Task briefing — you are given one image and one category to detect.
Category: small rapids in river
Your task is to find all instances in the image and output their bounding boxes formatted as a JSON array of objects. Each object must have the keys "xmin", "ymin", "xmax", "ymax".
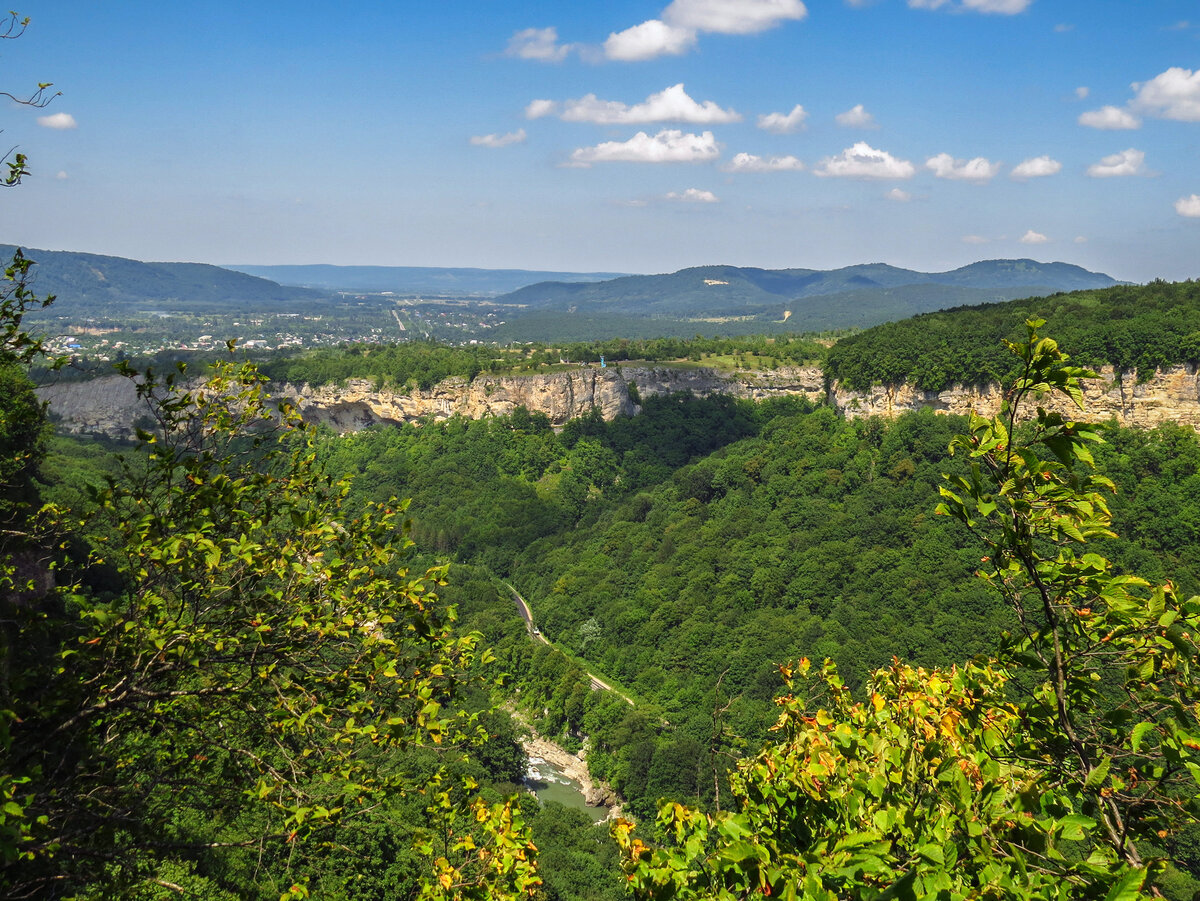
[{"xmin": 524, "ymin": 754, "xmax": 609, "ymax": 823}]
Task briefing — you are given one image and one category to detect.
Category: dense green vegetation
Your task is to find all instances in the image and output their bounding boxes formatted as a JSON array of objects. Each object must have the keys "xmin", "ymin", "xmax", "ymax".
[
  {"xmin": 306, "ymin": 376, "xmax": 1200, "ymax": 833},
  {"xmin": 11, "ymin": 242, "xmax": 1200, "ymax": 899},
  {"xmin": 618, "ymin": 327, "xmax": 1200, "ymax": 901},
  {"xmin": 1, "ymin": 249, "xmax": 543, "ymax": 899},
  {"xmin": 261, "ymin": 340, "xmax": 503, "ymax": 389},
  {"xmin": 826, "ymin": 279, "xmax": 1200, "ymax": 390}
]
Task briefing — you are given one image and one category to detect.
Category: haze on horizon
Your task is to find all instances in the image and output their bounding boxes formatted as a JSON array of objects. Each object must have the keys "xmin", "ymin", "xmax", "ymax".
[{"xmin": 2, "ymin": 0, "xmax": 1198, "ymax": 284}]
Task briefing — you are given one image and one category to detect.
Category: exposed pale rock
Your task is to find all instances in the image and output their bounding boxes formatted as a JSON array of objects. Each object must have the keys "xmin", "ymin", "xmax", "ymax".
[
  {"xmin": 37, "ymin": 375, "xmax": 153, "ymax": 440},
  {"xmin": 34, "ymin": 362, "xmax": 1200, "ymax": 440},
  {"xmin": 830, "ymin": 364, "xmax": 1200, "ymax": 430}
]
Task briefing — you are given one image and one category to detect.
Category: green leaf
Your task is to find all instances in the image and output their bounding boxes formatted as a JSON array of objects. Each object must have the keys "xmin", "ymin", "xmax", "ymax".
[
  {"xmin": 1102, "ymin": 867, "xmax": 1146, "ymax": 901},
  {"xmin": 1058, "ymin": 814, "xmax": 1094, "ymax": 841},
  {"xmin": 1130, "ymin": 722, "xmax": 1156, "ymax": 753},
  {"xmin": 1085, "ymin": 756, "xmax": 1112, "ymax": 791},
  {"xmin": 878, "ymin": 869, "xmax": 919, "ymax": 901}
]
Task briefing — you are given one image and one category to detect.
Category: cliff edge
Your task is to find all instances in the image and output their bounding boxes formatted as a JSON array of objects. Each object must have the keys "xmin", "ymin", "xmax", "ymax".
[{"xmin": 35, "ymin": 362, "xmax": 1200, "ymax": 440}]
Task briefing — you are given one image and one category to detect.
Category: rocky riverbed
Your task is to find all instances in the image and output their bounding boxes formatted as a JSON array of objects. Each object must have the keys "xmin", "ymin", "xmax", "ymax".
[{"xmin": 523, "ymin": 735, "xmax": 621, "ymax": 814}]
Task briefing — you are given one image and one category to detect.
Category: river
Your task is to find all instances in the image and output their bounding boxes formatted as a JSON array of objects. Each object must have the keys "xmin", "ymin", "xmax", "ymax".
[
  {"xmin": 525, "ymin": 754, "xmax": 609, "ymax": 823},
  {"xmin": 517, "ymin": 729, "xmax": 622, "ymax": 823}
]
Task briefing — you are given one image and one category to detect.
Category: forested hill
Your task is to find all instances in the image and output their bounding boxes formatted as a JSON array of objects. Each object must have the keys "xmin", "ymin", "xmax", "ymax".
[
  {"xmin": 825, "ymin": 279, "xmax": 1200, "ymax": 391},
  {"xmin": 0, "ymin": 245, "xmax": 329, "ymax": 310},
  {"xmin": 498, "ymin": 259, "xmax": 1124, "ymax": 325}
]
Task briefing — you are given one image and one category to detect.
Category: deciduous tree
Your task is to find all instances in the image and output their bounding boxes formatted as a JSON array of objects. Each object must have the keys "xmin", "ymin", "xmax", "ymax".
[{"xmin": 617, "ymin": 322, "xmax": 1200, "ymax": 900}]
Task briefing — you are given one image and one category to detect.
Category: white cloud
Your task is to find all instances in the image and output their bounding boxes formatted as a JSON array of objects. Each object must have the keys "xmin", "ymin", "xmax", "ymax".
[
  {"xmin": 1055, "ymin": 23, "xmax": 1075, "ymax": 33},
  {"xmin": 962, "ymin": 0, "xmax": 1033, "ymax": 11},
  {"xmin": 757, "ymin": 104, "xmax": 808, "ymax": 133},
  {"xmin": 1075, "ymin": 86, "xmax": 1089, "ymax": 100},
  {"xmin": 1074, "ymin": 235, "xmax": 1088, "ymax": 244},
  {"xmin": 925, "ymin": 152, "xmax": 1001, "ymax": 182},
  {"xmin": 835, "ymin": 104, "xmax": 876, "ymax": 128},
  {"xmin": 470, "ymin": 129, "xmax": 527, "ymax": 148},
  {"xmin": 525, "ymin": 99, "xmax": 558, "ymax": 119},
  {"xmin": 723, "ymin": 152, "xmax": 805, "ymax": 172},
  {"xmin": 663, "ymin": 0, "xmax": 808, "ymax": 34},
  {"xmin": 37, "ymin": 112, "xmax": 76, "ymax": 130},
  {"xmin": 605, "ymin": 0, "xmax": 806, "ymax": 61},
  {"xmin": 568, "ymin": 129, "xmax": 720, "ymax": 166},
  {"xmin": 1131, "ymin": 67, "xmax": 1200, "ymax": 122},
  {"xmin": 909, "ymin": 0, "xmax": 1030, "ymax": 12},
  {"xmin": 505, "ymin": 27, "xmax": 571, "ymax": 62},
  {"xmin": 604, "ymin": 19, "xmax": 696, "ymax": 60},
  {"xmin": 1175, "ymin": 194, "xmax": 1200, "ymax": 217},
  {"xmin": 664, "ymin": 187, "xmax": 720, "ymax": 202},
  {"xmin": 962, "ymin": 235, "xmax": 990, "ymax": 244},
  {"xmin": 1073, "ymin": 67, "xmax": 1200, "ymax": 130},
  {"xmin": 1020, "ymin": 229, "xmax": 1048, "ymax": 244},
  {"xmin": 1086, "ymin": 148, "xmax": 1145, "ymax": 178},
  {"xmin": 1078, "ymin": 105, "xmax": 1142, "ymax": 130},
  {"xmin": 887, "ymin": 188, "xmax": 912, "ymax": 201},
  {"xmin": 1011, "ymin": 155, "xmax": 1062, "ymax": 179},
  {"xmin": 55, "ymin": 170, "xmax": 68, "ymax": 180},
  {"xmin": 547, "ymin": 84, "xmax": 740, "ymax": 125},
  {"xmin": 814, "ymin": 142, "xmax": 915, "ymax": 179}
]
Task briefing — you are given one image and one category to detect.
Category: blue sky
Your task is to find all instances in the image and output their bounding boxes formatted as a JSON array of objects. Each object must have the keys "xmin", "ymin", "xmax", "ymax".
[{"xmin": 2, "ymin": 1, "xmax": 1198, "ymax": 281}]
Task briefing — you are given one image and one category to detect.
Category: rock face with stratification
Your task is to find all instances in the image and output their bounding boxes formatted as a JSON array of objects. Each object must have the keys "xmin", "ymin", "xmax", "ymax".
[
  {"xmin": 828, "ymin": 364, "xmax": 1200, "ymax": 431},
  {"xmin": 272, "ymin": 365, "xmax": 829, "ymax": 432},
  {"xmin": 34, "ymin": 362, "xmax": 1200, "ymax": 440}
]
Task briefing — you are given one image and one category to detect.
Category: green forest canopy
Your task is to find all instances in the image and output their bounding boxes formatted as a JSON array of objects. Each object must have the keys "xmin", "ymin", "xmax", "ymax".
[
  {"xmin": 11, "ymin": 263, "xmax": 1200, "ymax": 899},
  {"xmin": 825, "ymin": 279, "xmax": 1200, "ymax": 391}
]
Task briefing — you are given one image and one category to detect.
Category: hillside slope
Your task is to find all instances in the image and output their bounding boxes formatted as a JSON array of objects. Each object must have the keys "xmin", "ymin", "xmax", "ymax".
[
  {"xmin": 825, "ymin": 279, "xmax": 1200, "ymax": 390},
  {"xmin": 2, "ymin": 245, "xmax": 329, "ymax": 311},
  {"xmin": 499, "ymin": 259, "xmax": 1123, "ymax": 326}
]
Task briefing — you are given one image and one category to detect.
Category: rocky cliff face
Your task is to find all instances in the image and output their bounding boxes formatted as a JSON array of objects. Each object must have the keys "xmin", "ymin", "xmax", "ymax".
[
  {"xmin": 276, "ymin": 365, "xmax": 829, "ymax": 432},
  {"xmin": 829, "ymin": 363, "xmax": 1200, "ymax": 430},
  {"xmin": 275, "ymin": 368, "xmax": 639, "ymax": 432},
  {"xmin": 37, "ymin": 365, "xmax": 827, "ymax": 438},
  {"xmin": 37, "ymin": 375, "xmax": 152, "ymax": 440},
  {"xmin": 35, "ymin": 362, "xmax": 1200, "ymax": 440}
]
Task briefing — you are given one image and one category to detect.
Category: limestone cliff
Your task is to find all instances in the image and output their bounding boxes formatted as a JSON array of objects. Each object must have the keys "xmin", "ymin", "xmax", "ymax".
[
  {"xmin": 36, "ymin": 375, "xmax": 152, "ymax": 440},
  {"xmin": 829, "ymin": 363, "xmax": 1200, "ymax": 431},
  {"xmin": 275, "ymin": 365, "xmax": 828, "ymax": 432},
  {"xmin": 36, "ymin": 365, "xmax": 826, "ymax": 438},
  {"xmin": 34, "ymin": 362, "xmax": 1200, "ymax": 440},
  {"xmin": 274, "ymin": 368, "xmax": 639, "ymax": 432}
]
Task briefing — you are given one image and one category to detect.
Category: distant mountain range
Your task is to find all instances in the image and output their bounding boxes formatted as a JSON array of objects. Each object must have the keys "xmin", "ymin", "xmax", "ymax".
[
  {"xmin": 3, "ymin": 245, "xmax": 1127, "ymax": 337},
  {"xmin": 1, "ymin": 245, "xmax": 327, "ymax": 310},
  {"xmin": 226, "ymin": 264, "xmax": 630, "ymax": 296},
  {"xmin": 497, "ymin": 260, "xmax": 1127, "ymax": 329}
]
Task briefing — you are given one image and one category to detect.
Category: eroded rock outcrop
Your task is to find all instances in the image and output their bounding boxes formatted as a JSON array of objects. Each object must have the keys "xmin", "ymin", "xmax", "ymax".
[
  {"xmin": 829, "ymin": 363, "xmax": 1200, "ymax": 430},
  {"xmin": 274, "ymin": 367, "xmax": 639, "ymax": 431},
  {"xmin": 34, "ymin": 362, "xmax": 1200, "ymax": 440},
  {"xmin": 36, "ymin": 375, "xmax": 151, "ymax": 440},
  {"xmin": 36, "ymin": 365, "xmax": 827, "ymax": 438}
]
